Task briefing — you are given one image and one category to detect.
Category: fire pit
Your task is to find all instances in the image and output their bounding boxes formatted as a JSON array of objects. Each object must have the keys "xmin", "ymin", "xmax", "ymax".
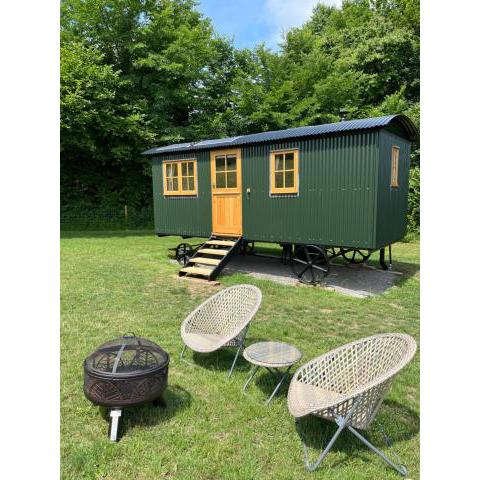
[{"xmin": 83, "ymin": 335, "xmax": 169, "ymax": 441}]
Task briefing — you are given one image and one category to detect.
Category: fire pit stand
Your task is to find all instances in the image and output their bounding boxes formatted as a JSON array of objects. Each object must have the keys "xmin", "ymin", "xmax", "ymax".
[
  {"xmin": 83, "ymin": 335, "xmax": 169, "ymax": 441},
  {"xmin": 109, "ymin": 409, "xmax": 122, "ymax": 441}
]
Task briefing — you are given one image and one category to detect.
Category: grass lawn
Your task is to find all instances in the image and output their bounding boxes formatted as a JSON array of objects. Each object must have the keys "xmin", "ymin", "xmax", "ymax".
[{"xmin": 61, "ymin": 231, "xmax": 419, "ymax": 480}]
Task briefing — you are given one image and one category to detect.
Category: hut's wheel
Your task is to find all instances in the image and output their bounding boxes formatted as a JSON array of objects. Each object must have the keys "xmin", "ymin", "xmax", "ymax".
[
  {"xmin": 340, "ymin": 248, "xmax": 371, "ymax": 264},
  {"xmin": 175, "ymin": 243, "xmax": 193, "ymax": 266},
  {"xmin": 291, "ymin": 245, "xmax": 330, "ymax": 285},
  {"xmin": 324, "ymin": 246, "xmax": 339, "ymax": 257}
]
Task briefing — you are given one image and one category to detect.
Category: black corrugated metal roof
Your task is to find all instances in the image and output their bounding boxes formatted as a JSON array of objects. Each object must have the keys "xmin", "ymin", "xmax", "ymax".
[{"xmin": 142, "ymin": 114, "xmax": 416, "ymax": 155}]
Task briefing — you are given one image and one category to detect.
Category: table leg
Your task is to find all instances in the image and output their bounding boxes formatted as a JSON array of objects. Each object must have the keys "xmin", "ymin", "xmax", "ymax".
[
  {"xmin": 266, "ymin": 366, "xmax": 292, "ymax": 404},
  {"xmin": 243, "ymin": 365, "xmax": 260, "ymax": 391}
]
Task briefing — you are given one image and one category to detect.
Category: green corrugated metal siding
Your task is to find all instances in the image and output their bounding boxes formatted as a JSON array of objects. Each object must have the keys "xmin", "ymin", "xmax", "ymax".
[
  {"xmin": 242, "ymin": 132, "xmax": 379, "ymax": 248},
  {"xmin": 151, "ymin": 150, "xmax": 211, "ymax": 237},
  {"xmin": 151, "ymin": 129, "xmax": 410, "ymax": 249},
  {"xmin": 375, "ymin": 130, "xmax": 411, "ymax": 248}
]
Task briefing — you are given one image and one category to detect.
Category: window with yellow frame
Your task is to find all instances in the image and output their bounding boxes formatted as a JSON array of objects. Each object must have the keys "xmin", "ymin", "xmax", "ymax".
[
  {"xmin": 390, "ymin": 146, "xmax": 400, "ymax": 188},
  {"xmin": 270, "ymin": 149, "xmax": 299, "ymax": 194},
  {"xmin": 163, "ymin": 159, "xmax": 197, "ymax": 196}
]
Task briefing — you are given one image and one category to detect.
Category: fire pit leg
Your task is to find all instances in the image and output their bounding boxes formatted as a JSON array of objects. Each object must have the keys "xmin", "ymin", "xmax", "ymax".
[{"xmin": 109, "ymin": 408, "xmax": 122, "ymax": 442}]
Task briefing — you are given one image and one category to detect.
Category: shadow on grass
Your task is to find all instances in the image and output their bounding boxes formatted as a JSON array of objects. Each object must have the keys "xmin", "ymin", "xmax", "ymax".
[
  {"xmin": 295, "ymin": 399, "xmax": 419, "ymax": 468},
  {"xmin": 187, "ymin": 348, "xmax": 252, "ymax": 375},
  {"xmin": 183, "ymin": 334, "xmax": 271, "ymax": 376},
  {"xmin": 249, "ymin": 369, "xmax": 295, "ymax": 402},
  {"xmin": 99, "ymin": 384, "xmax": 191, "ymax": 440}
]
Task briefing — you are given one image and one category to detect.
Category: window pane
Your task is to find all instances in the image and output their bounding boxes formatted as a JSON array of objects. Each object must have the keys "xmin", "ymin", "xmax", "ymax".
[
  {"xmin": 182, "ymin": 177, "xmax": 188, "ymax": 191},
  {"xmin": 226, "ymin": 172, "xmax": 237, "ymax": 188},
  {"xmin": 284, "ymin": 152, "xmax": 294, "ymax": 170},
  {"xmin": 181, "ymin": 162, "xmax": 188, "ymax": 177},
  {"xmin": 166, "ymin": 164, "xmax": 171, "ymax": 177},
  {"xmin": 172, "ymin": 177, "xmax": 178, "ymax": 191},
  {"xmin": 216, "ymin": 172, "xmax": 226, "ymax": 188},
  {"xmin": 275, "ymin": 172, "xmax": 284, "ymax": 188},
  {"xmin": 275, "ymin": 154, "xmax": 284, "ymax": 172},
  {"xmin": 188, "ymin": 177, "xmax": 194, "ymax": 191},
  {"xmin": 171, "ymin": 163, "xmax": 178, "ymax": 176},
  {"xmin": 391, "ymin": 147, "xmax": 399, "ymax": 186},
  {"xmin": 167, "ymin": 178, "xmax": 173, "ymax": 191},
  {"xmin": 216, "ymin": 156, "xmax": 226, "ymax": 172},
  {"xmin": 226, "ymin": 155, "xmax": 237, "ymax": 171},
  {"xmin": 188, "ymin": 162, "xmax": 194, "ymax": 176},
  {"xmin": 285, "ymin": 170, "xmax": 294, "ymax": 188}
]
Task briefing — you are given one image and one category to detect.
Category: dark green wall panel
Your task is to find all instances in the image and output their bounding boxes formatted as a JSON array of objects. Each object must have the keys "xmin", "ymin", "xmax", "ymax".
[
  {"xmin": 242, "ymin": 132, "xmax": 379, "ymax": 248},
  {"xmin": 375, "ymin": 131, "xmax": 411, "ymax": 248},
  {"xmin": 151, "ymin": 150, "xmax": 211, "ymax": 237}
]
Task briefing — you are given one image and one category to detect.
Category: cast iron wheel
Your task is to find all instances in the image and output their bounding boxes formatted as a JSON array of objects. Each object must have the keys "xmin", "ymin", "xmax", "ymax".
[
  {"xmin": 324, "ymin": 246, "xmax": 339, "ymax": 258},
  {"xmin": 175, "ymin": 243, "xmax": 193, "ymax": 266},
  {"xmin": 340, "ymin": 248, "xmax": 371, "ymax": 264},
  {"xmin": 291, "ymin": 245, "xmax": 330, "ymax": 285}
]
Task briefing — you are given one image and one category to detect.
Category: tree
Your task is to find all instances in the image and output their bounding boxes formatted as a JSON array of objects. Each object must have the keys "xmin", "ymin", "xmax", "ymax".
[
  {"xmin": 61, "ymin": 37, "xmax": 151, "ymax": 209},
  {"xmin": 60, "ymin": 0, "xmax": 420, "ymax": 227},
  {"xmin": 61, "ymin": 0, "xmax": 254, "ymax": 209}
]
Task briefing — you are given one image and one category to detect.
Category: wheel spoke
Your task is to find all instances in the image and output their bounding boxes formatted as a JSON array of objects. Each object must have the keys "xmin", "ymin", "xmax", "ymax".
[
  {"xmin": 303, "ymin": 268, "xmax": 314, "ymax": 284},
  {"xmin": 292, "ymin": 245, "xmax": 330, "ymax": 284},
  {"xmin": 292, "ymin": 258, "xmax": 308, "ymax": 266},
  {"xmin": 299, "ymin": 264, "xmax": 311, "ymax": 277}
]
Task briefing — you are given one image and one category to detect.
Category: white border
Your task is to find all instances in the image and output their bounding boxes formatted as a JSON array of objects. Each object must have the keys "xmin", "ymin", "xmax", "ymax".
[
  {"xmin": 422, "ymin": 1, "xmax": 480, "ymax": 478},
  {"xmin": 1, "ymin": 1, "xmax": 59, "ymax": 477}
]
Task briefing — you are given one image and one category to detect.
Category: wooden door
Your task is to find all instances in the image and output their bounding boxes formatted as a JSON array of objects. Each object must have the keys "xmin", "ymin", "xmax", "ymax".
[{"xmin": 210, "ymin": 149, "xmax": 242, "ymax": 236}]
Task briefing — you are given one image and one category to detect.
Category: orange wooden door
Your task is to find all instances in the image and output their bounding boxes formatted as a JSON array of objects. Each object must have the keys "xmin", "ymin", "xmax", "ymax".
[{"xmin": 210, "ymin": 149, "xmax": 242, "ymax": 236}]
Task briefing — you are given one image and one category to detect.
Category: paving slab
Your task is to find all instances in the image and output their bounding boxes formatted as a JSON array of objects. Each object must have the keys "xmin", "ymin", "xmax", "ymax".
[{"xmin": 223, "ymin": 254, "xmax": 402, "ymax": 298}]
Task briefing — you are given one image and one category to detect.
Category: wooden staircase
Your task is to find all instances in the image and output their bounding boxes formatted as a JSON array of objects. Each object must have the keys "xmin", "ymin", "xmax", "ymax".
[{"xmin": 179, "ymin": 235, "xmax": 242, "ymax": 281}]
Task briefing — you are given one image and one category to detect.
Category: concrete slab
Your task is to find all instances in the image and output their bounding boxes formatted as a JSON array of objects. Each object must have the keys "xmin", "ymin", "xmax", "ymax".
[{"xmin": 223, "ymin": 254, "xmax": 402, "ymax": 298}]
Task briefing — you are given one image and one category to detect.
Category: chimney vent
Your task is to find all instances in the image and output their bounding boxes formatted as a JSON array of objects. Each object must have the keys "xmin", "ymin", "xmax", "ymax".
[{"xmin": 339, "ymin": 109, "xmax": 348, "ymax": 122}]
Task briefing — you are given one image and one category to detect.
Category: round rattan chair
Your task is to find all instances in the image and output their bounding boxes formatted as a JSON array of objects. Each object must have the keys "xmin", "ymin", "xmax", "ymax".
[
  {"xmin": 287, "ymin": 333, "xmax": 417, "ymax": 476},
  {"xmin": 180, "ymin": 284, "xmax": 262, "ymax": 377}
]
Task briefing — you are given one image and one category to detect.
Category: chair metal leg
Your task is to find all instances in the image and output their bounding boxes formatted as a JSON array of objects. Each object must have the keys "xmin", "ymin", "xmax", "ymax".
[
  {"xmin": 297, "ymin": 401, "xmax": 360, "ymax": 472},
  {"xmin": 243, "ymin": 365, "xmax": 260, "ymax": 391},
  {"xmin": 298, "ymin": 416, "xmax": 348, "ymax": 472},
  {"xmin": 227, "ymin": 343, "xmax": 243, "ymax": 378},
  {"xmin": 180, "ymin": 344, "xmax": 187, "ymax": 360},
  {"xmin": 347, "ymin": 426, "xmax": 408, "ymax": 477},
  {"xmin": 228, "ymin": 327, "xmax": 248, "ymax": 378},
  {"xmin": 296, "ymin": 398, "xmax": 407, "ymax": 477}
]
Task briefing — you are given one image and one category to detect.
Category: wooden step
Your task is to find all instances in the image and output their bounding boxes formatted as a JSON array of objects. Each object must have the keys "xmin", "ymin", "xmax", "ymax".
[
  {"xmin": 190, "ymin": 257, "xmax": 221, "ymax": 266},
  {"xmin": 206, "ymin": 240, "xmax": 236, "ymax": 246},
  {"xmin": 180, "ymin": 266, "xmax": 213, "ymax": 277},
  {"xmin": 198, "ymin": 248, "xmax": 229, "ymax": 256}
]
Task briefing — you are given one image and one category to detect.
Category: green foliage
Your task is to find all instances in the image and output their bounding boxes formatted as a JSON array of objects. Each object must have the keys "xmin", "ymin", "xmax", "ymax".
[
  {"xmin": 407, "ymin": 166, "xmax": 420, "ymax": 233},
  {"xmin": 61, "ymin": 0, "xmax": 259, "ymax": 210},
  {"xmin": 61, "ymin": 0, "xmax": 420, "ymax": 215},
  {"xmin": 60, "ymin": 36, "xmax": 153, "ymax": 208},
  {"xmin": 235, "ymin": 0, "xmax": 419, "ymax": 132}
]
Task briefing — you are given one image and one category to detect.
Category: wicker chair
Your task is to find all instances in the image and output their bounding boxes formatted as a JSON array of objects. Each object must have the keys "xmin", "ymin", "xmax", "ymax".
[
  {"xmin": 287, "ymin": 333, "xmax": 417, "ymax": 476},
  {"xmin": 180, "ymin": 284, "xmax": 262, "ymax": 377}
]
